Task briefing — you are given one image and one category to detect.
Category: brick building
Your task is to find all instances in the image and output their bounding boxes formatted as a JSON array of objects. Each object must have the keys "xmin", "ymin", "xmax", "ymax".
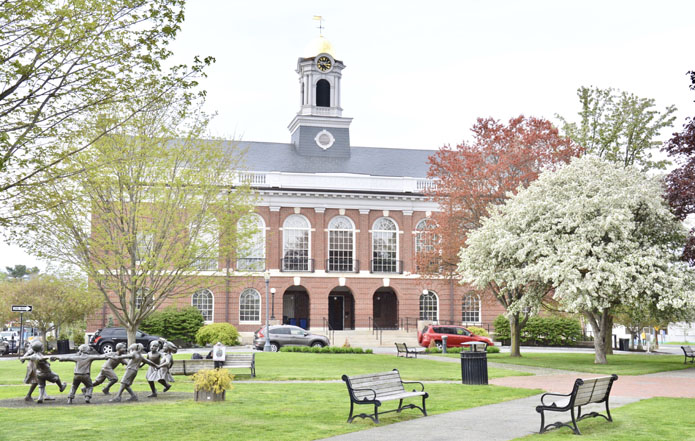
[{"xmin": 90, "ymin": 37, "xmax": 504, "ymax": 338}]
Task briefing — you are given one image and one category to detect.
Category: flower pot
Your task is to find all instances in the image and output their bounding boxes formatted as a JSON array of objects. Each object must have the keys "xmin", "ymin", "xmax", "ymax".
[{"xmin": 194, "ymin": 389, "xmax": 226, "ymax": 402}]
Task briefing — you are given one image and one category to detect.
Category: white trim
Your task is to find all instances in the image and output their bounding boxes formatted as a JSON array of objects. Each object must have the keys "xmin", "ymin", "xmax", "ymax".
[{"xmin": 420, "ymin": 290, "xmax": 439, "ymax": 321}]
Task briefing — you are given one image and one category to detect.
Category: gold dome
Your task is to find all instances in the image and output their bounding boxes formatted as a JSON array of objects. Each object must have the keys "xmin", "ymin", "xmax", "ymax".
[{"xmin": 304, "ymin": 36, "xmax": 336, "ymax": 58}]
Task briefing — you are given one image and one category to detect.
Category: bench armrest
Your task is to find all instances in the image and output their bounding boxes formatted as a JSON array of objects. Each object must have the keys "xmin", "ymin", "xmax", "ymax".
[
  {"xmin": 540, "ymin": 392, "xmax": 572, "ymax": 407},
  {"xmin": 401, "ymin": 380, "xmax": 425, "ymax": 392},
  {"xmin": 351, "ymin": 387, "xmax": 377, "ymax": 401}
]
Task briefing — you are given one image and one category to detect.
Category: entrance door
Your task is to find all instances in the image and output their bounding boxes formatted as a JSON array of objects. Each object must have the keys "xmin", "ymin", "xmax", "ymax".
[
  {"xmin": 373, "ymin": 288, "xmax": 398, "ymax": 329},
  {"xmin": 328, "ymin": 295, "xmax": 344, "ymax": 330}
]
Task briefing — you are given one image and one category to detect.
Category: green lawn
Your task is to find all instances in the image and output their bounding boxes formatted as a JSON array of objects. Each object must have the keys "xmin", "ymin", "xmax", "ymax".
[
  {"xmin": 0, "ymin": 352, "xmax": 528, "ymax": 385},
  {"xmin": 0, "ymin": 381, "xmax": 539, "ymax": 441},
  {"xmin": 479, "ymin": 353, "xmax": 688, "ymax": 375},
  {"xmin": 515, "ymin": 398, "xmax": 695, "ymax": 440}
]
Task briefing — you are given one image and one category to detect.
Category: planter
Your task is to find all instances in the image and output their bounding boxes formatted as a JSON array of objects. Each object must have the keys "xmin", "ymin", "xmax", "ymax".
[{"xmin": 194, "ymin": 390, "xmax": 226, "ymax": 402}]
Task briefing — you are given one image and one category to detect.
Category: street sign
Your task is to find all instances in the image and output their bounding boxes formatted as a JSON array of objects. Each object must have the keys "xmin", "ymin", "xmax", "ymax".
[{"xmin": 11, "ymin": 305, "xmax": 32, "ymax": 312}]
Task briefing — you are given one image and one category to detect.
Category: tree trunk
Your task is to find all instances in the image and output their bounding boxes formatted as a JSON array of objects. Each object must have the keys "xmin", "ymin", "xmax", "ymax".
[
  {"xmin": 126, "ymin": 326, "xmax": 137, "ymax": 347},
  {"xmin": 509, "ymin": 313, "xmax": 522, "ymax": 357},
  {"xmin": 586, "ymin": 311, "xmax": 608, "ymax": 364},
  {"xmin": 629, "ymin": 331, "xmax": 637, "ymax": 350},
  {"xmin": 604, "ymin": 313, "xmax": 614, "ymax": 355}
]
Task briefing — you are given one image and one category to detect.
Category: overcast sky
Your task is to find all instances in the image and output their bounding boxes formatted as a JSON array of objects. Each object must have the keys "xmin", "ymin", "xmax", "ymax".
[{"xmin": 2, "ymin": 0, "xmax": 694, "ymax": 270}]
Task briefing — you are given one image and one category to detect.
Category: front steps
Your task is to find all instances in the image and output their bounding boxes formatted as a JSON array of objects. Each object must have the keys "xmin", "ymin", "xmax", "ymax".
[{"xmin": 311, "ymin": 328, "xmax": 420, "ymax": 348}]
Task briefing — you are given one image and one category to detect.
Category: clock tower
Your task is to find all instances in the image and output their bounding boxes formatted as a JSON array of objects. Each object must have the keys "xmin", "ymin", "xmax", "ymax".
[{"xmin": 288, "ymin": 36, "xmax": 353, "ymax": 157}]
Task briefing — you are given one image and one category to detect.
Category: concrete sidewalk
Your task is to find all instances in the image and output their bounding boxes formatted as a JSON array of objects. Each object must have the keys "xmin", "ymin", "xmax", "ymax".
[{"xmin": 319, "ymin": 394, "xmax": 641, "ymax": 441}]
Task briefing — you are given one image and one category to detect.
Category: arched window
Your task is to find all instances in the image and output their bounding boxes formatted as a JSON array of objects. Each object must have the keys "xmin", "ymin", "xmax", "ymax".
[
  {"xmin": 462, "ymin": 294, "xmax": 481, "ymax": 324},
  {"xmin": 371, "ymin": 217, "xmax": 399, "ymax": 273},
  {"xmin": 420, "ymin": 290, "xmax": 439, "ymax": 321},
  {"xmin": 282, "ymin": 214, "xmax": 311, "ymax": 271},
  {"xmin": 239, "ymin": 288, "xmax": 261, "ymax": 323},
  {"xmin": 327, "ymin": 216, "xmax": 355, "ymax": 272},
  {"xmin": 192, "ymin": 289, "xmax": 214, "ymax": 322},
  {"xmin": 316, "ymin": 79, "xmax": 330, "ymax": 107},
  {"xmin": 237, "ymin": 214, "xmax": 265, "ymax": 271},
  {"xmin": 415, "ymin": 218, "xmax": 436, "ymax": 254}
]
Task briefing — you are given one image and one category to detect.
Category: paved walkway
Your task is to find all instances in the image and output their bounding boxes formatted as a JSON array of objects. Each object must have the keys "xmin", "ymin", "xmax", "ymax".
[{"xmin": 320, "ymin": 361, "xmax": 695, "ymax": 441}]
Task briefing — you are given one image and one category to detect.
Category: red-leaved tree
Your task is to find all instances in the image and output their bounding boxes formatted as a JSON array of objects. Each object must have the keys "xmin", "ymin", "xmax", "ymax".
[
  {"xmin": 424, "ymin": 116, "xmax": 582, "ymax": 356},
  {"xmin": 664, "ymin": 71, "xmax": 695, "ymax": 266}
]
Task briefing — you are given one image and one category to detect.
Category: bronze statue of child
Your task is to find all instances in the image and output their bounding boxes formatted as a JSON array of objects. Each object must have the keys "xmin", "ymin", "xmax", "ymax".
[
  {"xmin": 110, "ymin": 343, "xmax": 158, "ymax": 402},
  {"xmin": 89, "ymin": 342, "xmax": 128, "ymax": 395},
  {"xmin": 157, "ymin": 341, "xmax": 177, "ymax": 391},
  {"xmin": 51, "ymin": 343, "xmax": 109, "ymax": 404},
  {"xmin": 21, "ymin": 344, "xmax": 39, "ymax": 401},
  {"xmin": 20, "ymin": 340, "xmax": 67, "ymax": 404},
  {"xmin": 145, "ymin": 340, "xmax": 173, "ymax": 397}
]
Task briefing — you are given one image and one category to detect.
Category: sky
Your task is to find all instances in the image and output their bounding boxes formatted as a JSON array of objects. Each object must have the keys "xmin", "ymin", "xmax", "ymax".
[{"xmin": 2, "ymin": 0, "xmax": 694, "ymax": 271}]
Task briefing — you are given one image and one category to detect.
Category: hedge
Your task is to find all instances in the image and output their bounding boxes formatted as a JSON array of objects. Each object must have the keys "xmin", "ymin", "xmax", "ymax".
[
  {"xmin": 279, "ymin": 346, "xmax": 373, "ymax": 354},
  {"xmin": 492, "ymin": 314, "xmax": 582, "ymax": 346},
  {"xmin": 140, "ymin": 306, "xmax": 205, "ymax": 346}
]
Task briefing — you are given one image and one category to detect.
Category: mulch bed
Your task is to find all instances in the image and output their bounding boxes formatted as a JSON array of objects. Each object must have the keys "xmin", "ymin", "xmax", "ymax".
[{"xmin": 0, "ymin": 391, "xmax": 191, "ymax": 408}]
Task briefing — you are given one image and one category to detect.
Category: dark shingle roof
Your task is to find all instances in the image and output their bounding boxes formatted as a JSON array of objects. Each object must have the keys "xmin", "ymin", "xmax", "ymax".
[{"xmin": 233, "ymin": 141, "xmax": 434, "ymax": 178}]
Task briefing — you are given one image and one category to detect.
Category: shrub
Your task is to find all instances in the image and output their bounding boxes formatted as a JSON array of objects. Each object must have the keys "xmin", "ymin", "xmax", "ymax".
[
  {"xmin": 522, "ymin": 316, "xmax": 582, "ymax": 346},
  {"xmin": 492, "ymin": 315, "xmax": 511, "ymax": 342},
  {"xmin": 141, "ymin": 307, "xmax": 205, "ymax": 346},
  {"xmin": 467, "ymin": 326, "xmax": 489, "ymax": 337},
  {"xmin": 486, "ymin": 345, "xmax": 500, "ymax": 353},
  {"xmin": 491, "ymin": 314, "xmax": 581, "ymax": 346},
  {"xmin": 279, "ymin": 346, "xmax": 372, "ymax": 354},
  {"xmin": 192, "ymin": 369, "xmax": 234, "ymax": 394},
  {"xmin": 195, "ymin": 323, "xmax": 240, "ymax": 346}
]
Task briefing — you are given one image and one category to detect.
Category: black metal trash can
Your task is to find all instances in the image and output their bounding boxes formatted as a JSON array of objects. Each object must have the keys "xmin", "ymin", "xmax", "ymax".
[
  {"xmin": 56, "ymin": 339, "xmax": 70, "ymax": 354},
  {"xmin": 460, "ymin": 342, "xmax": 488, "ymax": 385},
  {"xmin": 619, "ymin": 338, "xmax": 630, "ymax": 351}
]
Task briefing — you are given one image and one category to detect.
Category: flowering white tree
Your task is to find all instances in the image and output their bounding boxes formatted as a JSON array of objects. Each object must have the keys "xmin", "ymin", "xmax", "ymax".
[{"xmin": 459, "ymin": 156, "xmax": 694, "ymax": 363}]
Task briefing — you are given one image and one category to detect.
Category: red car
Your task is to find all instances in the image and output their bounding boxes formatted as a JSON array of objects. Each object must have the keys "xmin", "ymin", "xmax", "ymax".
[{"xmin": 418, "ymin": 325, "xmax": 494, "ymax": 349}]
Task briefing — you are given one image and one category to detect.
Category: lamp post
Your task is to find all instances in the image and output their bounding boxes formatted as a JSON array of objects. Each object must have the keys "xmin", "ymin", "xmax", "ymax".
[
  {"xmin": 270, "ymin": 288, "xmax": 276, "ymax": 319},
  {"xmin": 263, "ymin": 271, "xmax": 272, "ymax": 352}
]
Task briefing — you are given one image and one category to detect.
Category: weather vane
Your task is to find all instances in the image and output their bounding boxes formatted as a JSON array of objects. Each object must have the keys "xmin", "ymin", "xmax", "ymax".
[{"xmin": 313, "ymin": 15, "xmax": 325, "ymax": 37}]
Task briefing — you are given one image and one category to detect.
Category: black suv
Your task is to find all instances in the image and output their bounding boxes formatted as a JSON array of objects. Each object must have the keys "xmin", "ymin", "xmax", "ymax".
[{"xmin": 89, "ymin": 327, "xmax": 160, "ymax": 354}]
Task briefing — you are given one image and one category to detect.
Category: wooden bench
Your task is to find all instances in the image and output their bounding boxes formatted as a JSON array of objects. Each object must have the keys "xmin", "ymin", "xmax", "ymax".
[
  {"xmin": 341, "ymin": 369, "xmax": 428, "ymax": 424},
  {"xmin": 395, "ymin": 342, "xmax": 425, "ymax": 358},
  {"xmin": 681, "ymin": 346, "xmax": 695, "ymax": 364},
  {"xmin": 536, "ymin": 374, "xmax": 618, "ymax": 435},
  {"xmin": 170, "ymin": 353, "xmax": 255, "ymax": 377}
]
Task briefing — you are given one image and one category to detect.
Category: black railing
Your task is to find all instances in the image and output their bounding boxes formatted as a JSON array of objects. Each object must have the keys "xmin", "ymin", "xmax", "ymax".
[
  {"xmin": 281, "ymin": 257, "xmax": 315, "ymax": 272},
  {"xmin": 370, "ymin": 259, "xmax": 403, "ymax": 274},
  {"xmin": 322, "ymin": 317, "xmax": 335, "ymax": 345},
  {"xmin": 194, "ymin": 258, "xmax": 218, "ymax": 271},
  {"xmin": 325, "ymin": 259, "xmax": 360, "ymax": 273},
  {"xmin": 399, "ymin": 317, "xmax": 418, "ymax": 333},
  {"xmin": 235, "ymin": 258, "xmax": 265, "ymax": 271},
  {"xmin": 374, "ymin": 325, "xmax": 383, "ymax": 345}
]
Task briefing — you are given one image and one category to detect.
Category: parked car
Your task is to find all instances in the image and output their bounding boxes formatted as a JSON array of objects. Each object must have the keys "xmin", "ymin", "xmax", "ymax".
[
  {"xmin": 89, "ymin": 327, "xmax": 161, "ymax": 354},
  {"xmin": 0, "ymin": 339, "xmax": 8, "ymax": 355},
  {"xmin": 418, "ymin": 324, "xmax": 494, "ymax": 349},
  {"xmin": 253, "ymin": 325, "xmax": 329, "ymax": 352}
]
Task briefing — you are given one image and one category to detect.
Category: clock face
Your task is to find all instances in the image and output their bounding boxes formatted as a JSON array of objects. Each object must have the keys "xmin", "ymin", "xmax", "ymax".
[{"xmin": 317, "ymin": 56, "xmax": 332, "ymax": 72}]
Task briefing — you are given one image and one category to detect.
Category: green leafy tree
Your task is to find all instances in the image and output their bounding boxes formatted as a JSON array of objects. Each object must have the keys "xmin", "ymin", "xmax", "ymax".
[
  {"xmin": 1, "ymin": 274, "xmax": 101, "ymax": 346},
  {"xmin": 10, "ymin": 92, "xmax": 255, "ymax": 346},
  {"xmin": 0, "ymin": 0, "xmax": 212, "ymax": 224},
  {"xmin": 459, "ymin": 156, "xmax": 694, "ymax": 364},
  {"xmin": 558, "ymin": 86, "xmax": 677, "ymax": 171},
  {"xmin": 5, "ymin": 265, "xmax": 39, "ymax": 279}
]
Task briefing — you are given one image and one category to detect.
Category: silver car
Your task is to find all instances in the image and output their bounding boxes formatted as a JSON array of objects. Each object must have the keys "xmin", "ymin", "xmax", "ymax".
[{"xmin": 253, "ymin": 325, "xmax": 329, "ymax": 352}]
